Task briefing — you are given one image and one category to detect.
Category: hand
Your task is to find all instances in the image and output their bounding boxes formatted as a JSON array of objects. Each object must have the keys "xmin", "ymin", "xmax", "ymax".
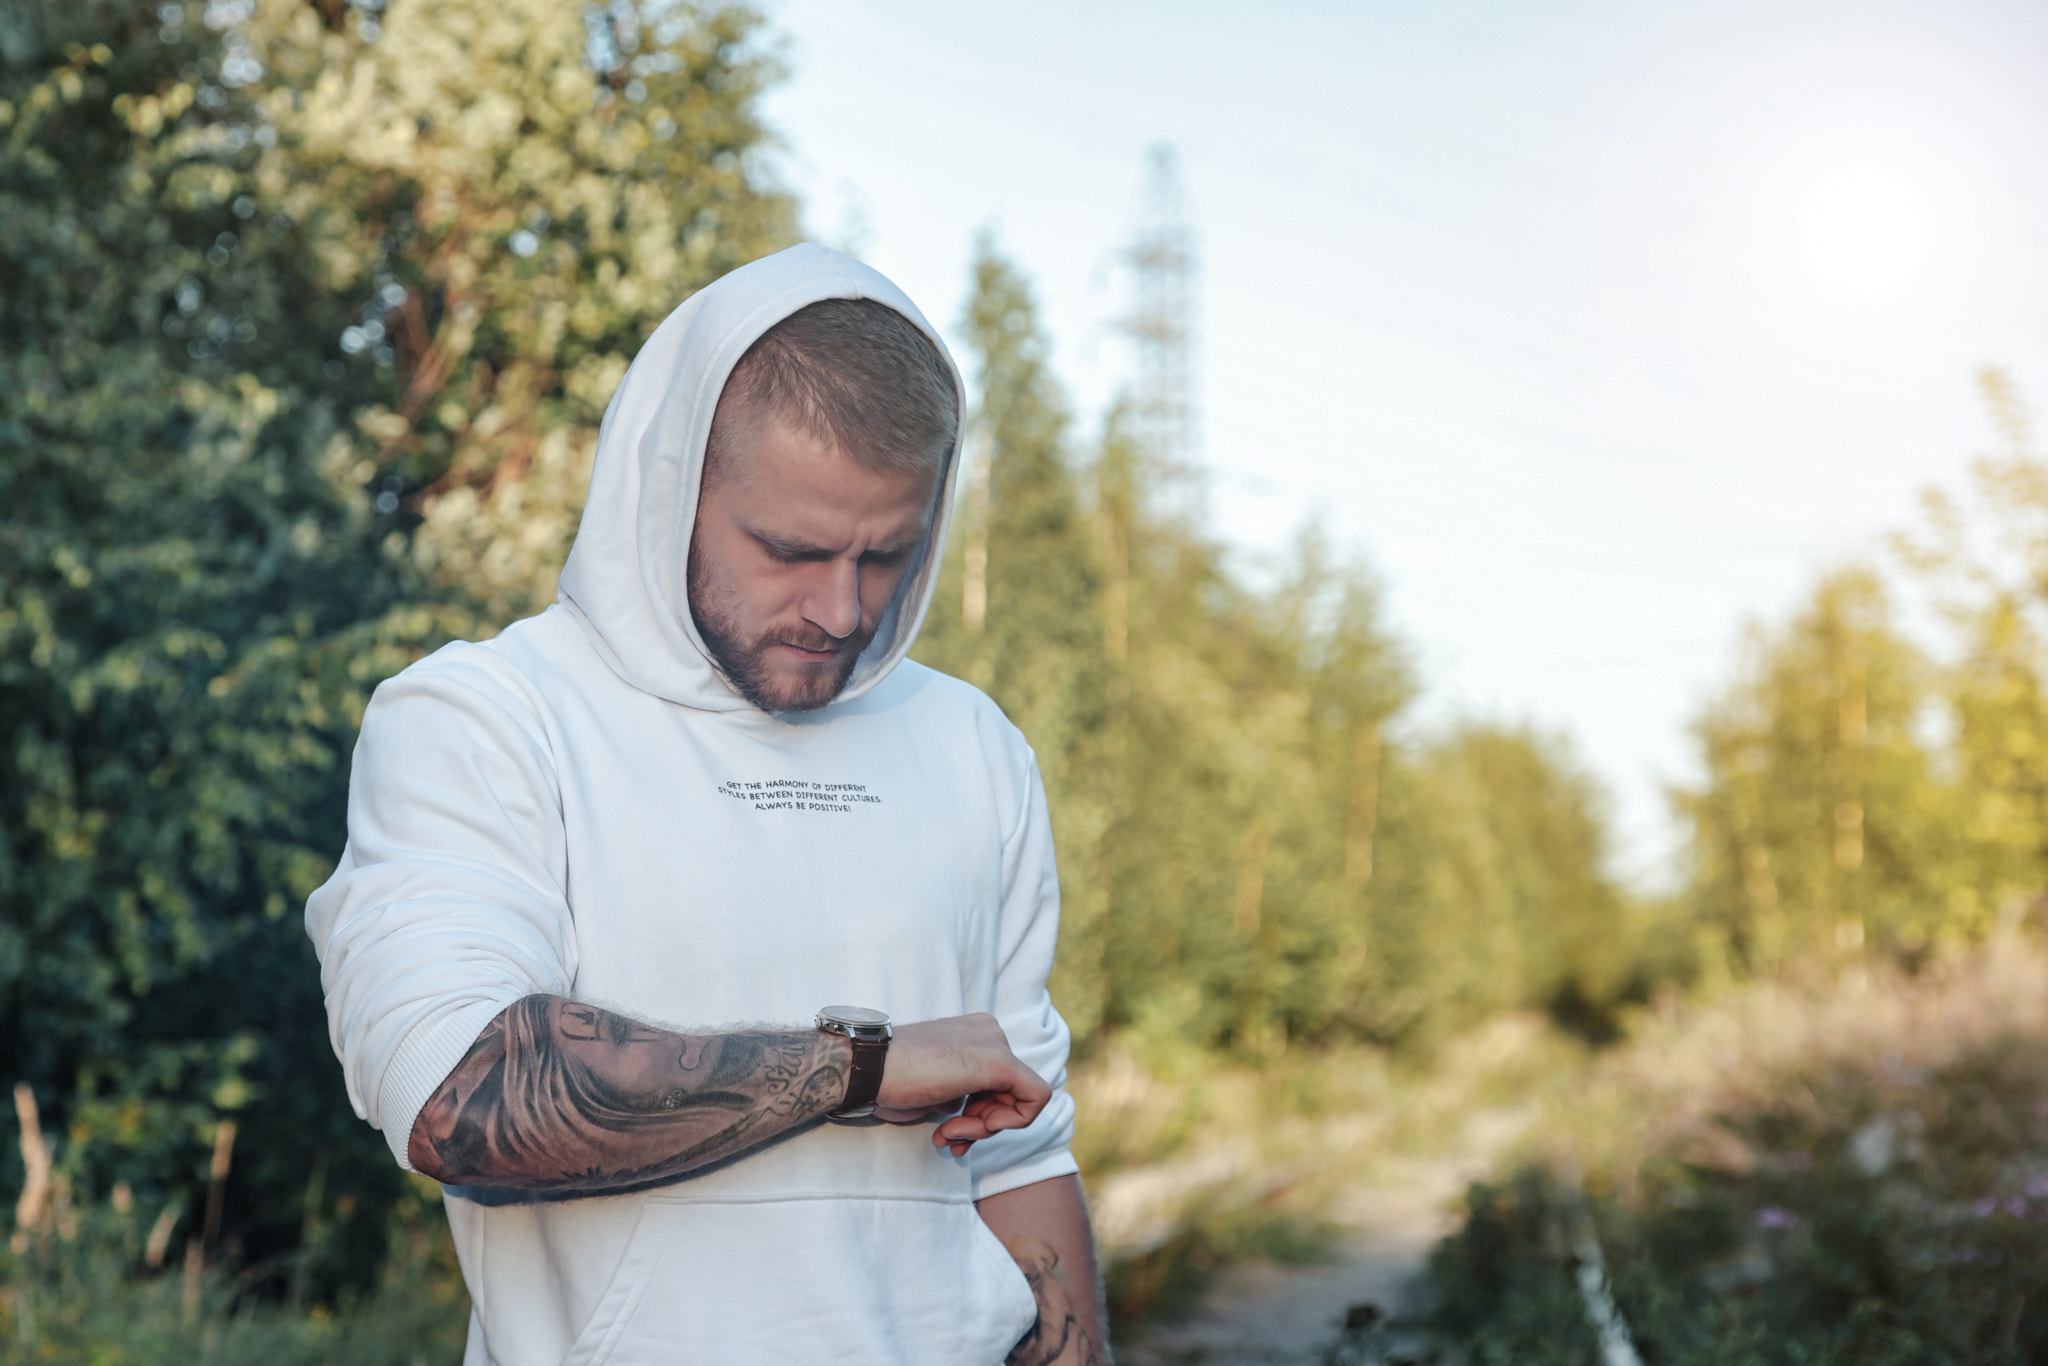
[
  {"xmin": 1002, "ymin": 1236, "xmax": 1104, "ymax": 1366},
  {"xmin": 873, "ymin": 1014, "xmax": 1051, "ymax": 1156}
]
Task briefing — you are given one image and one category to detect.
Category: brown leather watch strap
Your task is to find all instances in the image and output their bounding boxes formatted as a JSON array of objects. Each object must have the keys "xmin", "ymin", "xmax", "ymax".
[{"xmin": 833, "ymin": 1034, "xmax": 888, "ymax": 1119}]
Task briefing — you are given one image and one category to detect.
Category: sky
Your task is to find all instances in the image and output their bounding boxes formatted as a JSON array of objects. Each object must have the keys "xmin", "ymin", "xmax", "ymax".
[{"xmin": 757, "ymin": 0, "xmax": 2048, "ymax": 888}]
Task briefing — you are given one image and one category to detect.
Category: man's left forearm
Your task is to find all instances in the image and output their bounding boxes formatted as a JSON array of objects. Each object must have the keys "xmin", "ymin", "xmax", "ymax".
[{"xmin": 979, "ymin": 1174, "xmax": 1107, "ymax": 1366}]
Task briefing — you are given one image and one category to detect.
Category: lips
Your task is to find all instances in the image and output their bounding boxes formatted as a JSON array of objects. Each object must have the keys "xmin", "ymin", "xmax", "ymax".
[{"xmin": 772, "ymin": 638, "xmax": 847, "ymax": 660}]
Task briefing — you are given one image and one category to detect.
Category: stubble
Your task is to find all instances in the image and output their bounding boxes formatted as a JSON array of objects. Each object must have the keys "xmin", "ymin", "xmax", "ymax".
[{"xmin": 686, "ymin": 550, "xmax": 875, "ymax": 713}]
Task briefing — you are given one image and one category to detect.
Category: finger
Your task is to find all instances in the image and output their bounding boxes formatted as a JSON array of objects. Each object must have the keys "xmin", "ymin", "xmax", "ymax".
[
  {"xmin": 935, "ymin": 1112, "xmax": 999, "ymax": 1145},
  {"xmin": 874, "ymin": 1106, "xmax": 940, "ymax": 1124},
  {"xmin": 955, "ymin": 1105, "xmax": 1020, "ymax": 1136},
  {"xmin": 930, "ymin": 1125, "xmax": 980, "ymax": 1153},
  {"xmin": 957, "ymin": 1094, "xmax": 1035, "ymax": 1132}
]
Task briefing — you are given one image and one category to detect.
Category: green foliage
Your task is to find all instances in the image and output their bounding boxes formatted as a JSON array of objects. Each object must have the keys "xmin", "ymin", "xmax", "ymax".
[
  {"xmin": 1681, "ymin": 568, "xmax": 1961, "ymax": 971},
  {"xmin": 252, "ymin": 0, "xmax": 794, "ymax": 618},
  {"xmin": 1, "ymin": 1174, "xmax": 468, "ymax": 1363},
  {"xmin": 916, "ymin": 240, "xmax": 1637, "ymax": 1058},
  {"xmin": 1374, "ymin": 725, "xmax": 1637, "ymax": 1045},
  {"xmin": 1, "ymin": 0, "xmax": 789, "ymax": 1297},
  {"xmin": 1681, "ymin": 374, "xmax": 2048, "ymax": 978},
  {"xmin": 1427, "ymin": 1026, "xmax": 2048, "ymax": 1363},
  {"xmin": 914, "ymin": 239, "xmax": 1114, "ymax": 1036},
  {"xmin": 0, "ymin": 0, "xmax": 438, "ymax": 1290},
  {"xmin": 1424, "ymin": 1169, "xmax": 1599, "ymax": 1364}
]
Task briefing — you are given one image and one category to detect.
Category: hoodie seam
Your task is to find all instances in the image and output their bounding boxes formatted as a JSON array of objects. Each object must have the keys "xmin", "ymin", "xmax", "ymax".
[{"xmin": 638, "ymin": 1189, "xmax": 975, "ymax": 1208}]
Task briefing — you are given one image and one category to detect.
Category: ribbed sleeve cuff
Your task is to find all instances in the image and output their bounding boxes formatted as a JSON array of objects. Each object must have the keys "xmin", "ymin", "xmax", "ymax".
[
  {"xmin": 374, "ymin": 997, "xmax": 518, "ymax": 1171},
  {"xmin": 970, "ymin": 1147, "xmax": 1081, "ymax": 1202}
]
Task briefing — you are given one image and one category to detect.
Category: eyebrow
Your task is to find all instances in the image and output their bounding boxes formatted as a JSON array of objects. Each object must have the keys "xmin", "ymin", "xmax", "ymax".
[{"xmin": 750, "ymin": 529, "xmax": 921, "ymax": 561}]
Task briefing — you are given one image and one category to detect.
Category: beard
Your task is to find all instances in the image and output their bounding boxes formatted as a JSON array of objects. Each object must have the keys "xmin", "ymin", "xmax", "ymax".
[{"xmin": 686, "ymin": 558, "xmax": 878, "ymax": 714}]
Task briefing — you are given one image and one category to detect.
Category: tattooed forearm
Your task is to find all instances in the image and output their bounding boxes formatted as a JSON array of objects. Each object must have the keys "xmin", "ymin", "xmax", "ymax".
[{"xmin": 408, "ymin": 995, "xmax": 851, "ymax": 1193}]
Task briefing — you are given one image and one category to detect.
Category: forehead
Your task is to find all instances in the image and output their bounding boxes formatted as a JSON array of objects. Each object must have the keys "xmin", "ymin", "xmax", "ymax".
[{"xmin": 714, "ymin": 416, "xmax": 935, "ymax": 534}]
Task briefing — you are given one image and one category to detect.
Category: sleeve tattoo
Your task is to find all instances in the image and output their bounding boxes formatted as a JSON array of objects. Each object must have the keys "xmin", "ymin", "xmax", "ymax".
[{"xmin": 408, "ymin": 995, "xmax": 852, "ymax": 1193}]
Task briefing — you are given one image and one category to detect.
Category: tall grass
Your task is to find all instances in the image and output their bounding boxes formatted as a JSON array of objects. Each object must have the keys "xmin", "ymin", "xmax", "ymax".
[
  {"xmin": 1427, "ymin": 932, "xmax": 2048, "ymax": 1362},
  {"xmin": 3, "ymin": 1166, "xmax": 468, "ymax": 1366}
]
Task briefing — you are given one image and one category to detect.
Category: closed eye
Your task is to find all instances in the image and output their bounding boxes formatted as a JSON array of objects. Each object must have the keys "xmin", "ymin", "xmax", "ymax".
[
  {"xmin": 752, "ymin": 532, "xmax": 918, "ymax": 567},
  {"xmin": 753, "ymin": 533, "xmax": 834, "ymax": 564}
]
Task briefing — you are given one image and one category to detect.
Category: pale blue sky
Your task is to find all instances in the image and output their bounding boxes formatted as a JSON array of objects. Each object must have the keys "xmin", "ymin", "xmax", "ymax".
[{"xmin": 759, "ymin": 0, "xmax": 2048, "ymax": 886}]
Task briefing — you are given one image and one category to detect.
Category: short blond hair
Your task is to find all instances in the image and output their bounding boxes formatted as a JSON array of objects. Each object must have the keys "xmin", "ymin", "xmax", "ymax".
[{"xmin": 705, "ymin": 298, "xmax": 957, "ymax": 484}]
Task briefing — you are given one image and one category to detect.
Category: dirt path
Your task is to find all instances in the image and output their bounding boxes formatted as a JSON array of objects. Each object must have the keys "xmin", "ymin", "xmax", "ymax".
[{"xmin": 1115, "ymin": 1111, "xmax": 1527, "ymax": 1365}]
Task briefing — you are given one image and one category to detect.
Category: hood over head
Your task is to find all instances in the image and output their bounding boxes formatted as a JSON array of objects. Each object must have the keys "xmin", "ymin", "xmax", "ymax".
[{"xmin": 556, "ymin": 243, "xmax": 964, "ymax": 713}]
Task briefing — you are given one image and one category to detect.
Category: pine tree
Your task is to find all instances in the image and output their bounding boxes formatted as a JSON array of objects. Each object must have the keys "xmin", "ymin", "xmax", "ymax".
[{"xmin": 914, "ymin": 238, "xmax": 1112, "ymax": 1036}]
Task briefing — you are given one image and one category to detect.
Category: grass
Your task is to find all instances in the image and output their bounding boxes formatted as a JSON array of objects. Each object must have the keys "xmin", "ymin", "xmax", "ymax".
[
  {"xmin": 1426, "ymin": 932, "xmax": 2048, "ymax": 1364},
  {"xmin": 1, "ymin": 1175, "xmax": 468, "ymax": 1366}
]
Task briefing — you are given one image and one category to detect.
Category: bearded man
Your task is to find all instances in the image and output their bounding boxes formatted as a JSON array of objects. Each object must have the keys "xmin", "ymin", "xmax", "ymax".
[{"xmin": 307, "ymin": 244, "xmax": 1104, "ymax": 1365}]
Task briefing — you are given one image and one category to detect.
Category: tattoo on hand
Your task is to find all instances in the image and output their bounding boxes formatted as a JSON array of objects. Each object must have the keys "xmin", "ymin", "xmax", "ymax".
[
  {"xmin": 1005, "ymin": 1238, "xmax": 1106, "ymax": 1366},
  {"xmin": 410, "ymin": 996, "xmax": 850, "ymax": 1194}
]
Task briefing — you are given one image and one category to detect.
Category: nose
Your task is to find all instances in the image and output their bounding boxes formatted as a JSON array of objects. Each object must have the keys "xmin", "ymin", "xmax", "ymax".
[{"xmin": 802, "ymin": 558, "xmax": 861, "ymax": 640}]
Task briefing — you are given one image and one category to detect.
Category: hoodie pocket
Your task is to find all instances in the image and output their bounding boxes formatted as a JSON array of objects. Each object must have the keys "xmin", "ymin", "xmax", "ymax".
[
  {"xmin": 555, "ymin": 1200, "xmax": 677, "ymax": 1366},
  {"xmin": 555, "ymin": 1194, "xmax": 1038, "ymax": 1366}
]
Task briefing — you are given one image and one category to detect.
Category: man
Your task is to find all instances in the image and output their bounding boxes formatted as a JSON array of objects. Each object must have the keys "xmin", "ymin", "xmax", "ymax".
[{"xmin": 306, "ymin": 244, "xmax": 1105, "ymax": 1365}]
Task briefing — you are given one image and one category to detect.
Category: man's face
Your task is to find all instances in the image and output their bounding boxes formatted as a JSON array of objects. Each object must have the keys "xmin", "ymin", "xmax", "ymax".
[{"xmin": 686, "ymin": 414, "xmax": 934, "ymax": 713}]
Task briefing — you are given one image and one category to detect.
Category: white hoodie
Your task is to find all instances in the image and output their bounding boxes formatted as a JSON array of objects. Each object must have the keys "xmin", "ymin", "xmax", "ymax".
[{"xmin": 305, "ymin": 244, "xmax": 1074, "ymax": 1366}]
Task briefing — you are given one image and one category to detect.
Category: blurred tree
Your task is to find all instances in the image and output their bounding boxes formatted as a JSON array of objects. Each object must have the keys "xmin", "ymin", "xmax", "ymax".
[
  {"xmin": 0, "ymin": 0, "xmax": 790, "ymax": 1291},
  {"xmin": 252, "ymin": 0, "xmax": 792, "ymax": 619},
  {"xmin": 917, "ymin": 244, "xmax": 1631, "ymax": 1059},
  {"xmin": 914, "ymin": 239, "xmax": 1113, "ymax": 1037},
  {"xmin": 1679, "ymin": 376, "xmax": 2048, "ymax": 979},
  {"xmin": 1897, "ymin": 370, "xmax": 2048, "ymax": 934},
  {"xmin": 0, "ymin": 0, "xmax": 435, "ymax": 1289},
  {"xmin": 1679, "ymin": 569, "xmax": 1959, "ymax": 971},
  {"xmin": 1393, "ymin": 726, "xmax": 1632, "ymax": 1038}
]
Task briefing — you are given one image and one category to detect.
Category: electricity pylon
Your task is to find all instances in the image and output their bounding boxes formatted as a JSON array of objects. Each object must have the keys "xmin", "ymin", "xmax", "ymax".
[{"xmin": 1125, "ymin": 143, "xmax": 1200, "ymax": 487}]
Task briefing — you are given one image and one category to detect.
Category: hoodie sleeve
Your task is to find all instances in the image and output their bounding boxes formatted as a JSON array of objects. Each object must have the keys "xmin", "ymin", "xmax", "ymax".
[
  {"xmin": 967, "ymin": 748, "xmax": 1081, "ymax": 1201},
  {"xmin": 304, "ymin": 650, "xmax": 576, "ymax": 1170}
]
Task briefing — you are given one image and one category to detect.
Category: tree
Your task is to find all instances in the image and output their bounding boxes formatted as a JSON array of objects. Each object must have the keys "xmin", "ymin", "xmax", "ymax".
[
  {"xmin": 914, "ymin": 238, "xmax": 1113, "ymax": 1037},
  {"xmin": 253, "ymin": 0, "xmax": 794, "ymax": 620},
  {"xmin": 1898, "ymin": 372, "xmax": 2048, "ymax": 930},
  {"xmin": 0, "ymin": 0, "xmax": 790, "ymax": 1289},
  {"xmin": 1679, "ymin": 569, "xmax": 1960, "ymax": 972},
  {"xmin": 916, "ymin": 244, "xmax": 1631, "ymax": 1059}
]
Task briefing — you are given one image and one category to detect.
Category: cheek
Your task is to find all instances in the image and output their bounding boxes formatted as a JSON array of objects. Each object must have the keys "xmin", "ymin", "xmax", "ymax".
[
  {"xmin": 710, "ymin": 556, "xmax": 805, "ymax": 621},
  {"xmin": 860, "ymin": 565, "xmax": 911, "ymax": 616}
]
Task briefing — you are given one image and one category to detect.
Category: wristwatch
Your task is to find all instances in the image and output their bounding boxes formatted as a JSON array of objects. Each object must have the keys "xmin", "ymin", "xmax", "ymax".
[{"xmin": 815, "ymin": 1005, "xmax": 892, "ymax": 1120}]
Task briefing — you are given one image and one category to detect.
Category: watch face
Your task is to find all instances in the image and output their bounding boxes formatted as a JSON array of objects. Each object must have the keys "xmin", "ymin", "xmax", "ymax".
[{"xmin": 818, "ymin": 1005, "xmax": 890, "ymax": 1029}]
